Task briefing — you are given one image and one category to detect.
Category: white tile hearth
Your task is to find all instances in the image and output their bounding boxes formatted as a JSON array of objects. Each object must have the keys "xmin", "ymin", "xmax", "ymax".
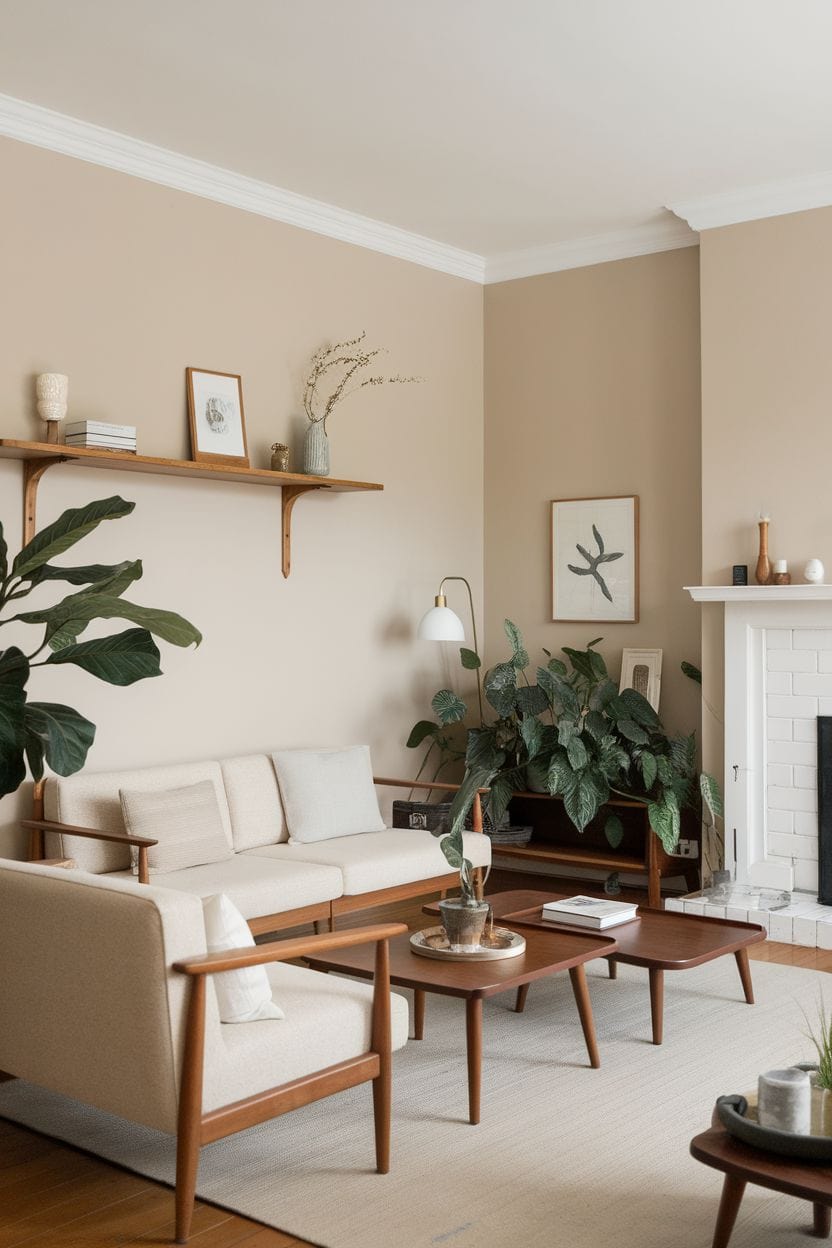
[{"xmin": 668, "ymin": 891, "xmax": 832, "ymax": 948}]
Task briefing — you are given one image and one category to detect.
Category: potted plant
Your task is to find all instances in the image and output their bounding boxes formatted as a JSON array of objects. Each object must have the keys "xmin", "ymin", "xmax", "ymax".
[
  {"xmin": 444, "ymin": 625, "xmax": 721, "ymax": 857},
  {"xmin": 0, "ymin": 495, "xmax": 201, "ymax": 798},
  {"xmin": 433, "ymin": 808, "xmax": 490, "ymax": 951}
]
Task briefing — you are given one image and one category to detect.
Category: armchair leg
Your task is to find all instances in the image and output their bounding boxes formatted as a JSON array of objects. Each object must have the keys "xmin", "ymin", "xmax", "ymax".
[
  {"xmin": 175, "ymin": 1129, "xmax": 201, "ymax": 1244},
  {"xmin": 372, "ymin": 1060, "xmax": 391, "ymax": 1174},
  {"xmin": 176, "ymin": 976, "xmax": 206, "ymax": 1244}
]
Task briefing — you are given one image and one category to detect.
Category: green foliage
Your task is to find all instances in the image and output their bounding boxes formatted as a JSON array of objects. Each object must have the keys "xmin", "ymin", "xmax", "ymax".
[
  {"xmin": 804, "ymin": 998, "xmax": 832, "ymax": 1092},
  {"xmin": 681, "ymin": 660, "xmax": 702, "ymax": 684},
  {"xmin": 0, "ymin": 497, "xmax": 201, "ymax": 798},
  {"xmin": 431, "ymin": 689, "xmax": 467, "ymax": 725},
  {"xmin": 445, "ymin": 631, "xmax": 721, "ymax": 857}
]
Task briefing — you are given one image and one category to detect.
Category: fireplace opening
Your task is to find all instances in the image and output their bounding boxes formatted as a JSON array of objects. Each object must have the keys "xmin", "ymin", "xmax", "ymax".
[{"xmin": 817, "ymin": 717, "xmax": 832, "ymax": 905}]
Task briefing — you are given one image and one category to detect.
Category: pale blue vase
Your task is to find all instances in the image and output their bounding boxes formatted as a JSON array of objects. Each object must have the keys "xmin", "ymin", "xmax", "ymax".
[{"xmin": 303, "ymin": 422, "xmax": 330, "ymax": 477}]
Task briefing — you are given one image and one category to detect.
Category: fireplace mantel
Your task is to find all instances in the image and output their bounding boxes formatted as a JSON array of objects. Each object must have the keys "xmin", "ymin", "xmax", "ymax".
[
  {"xmin": 686, "ymin": 585, "xmax": 832, "ymax": 603},
  {"xmin": 686, "ymin": 585, "xmax": 832, "ymax": 895}
]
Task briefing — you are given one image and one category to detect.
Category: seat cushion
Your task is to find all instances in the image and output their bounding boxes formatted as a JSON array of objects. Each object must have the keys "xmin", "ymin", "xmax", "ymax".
[
  {"xmin": 120, "ymin": 780, "xmax": 233, "ymax": 875},
  {"xmin": 107, "ymin": 854, "xmax": 343, "ymax": 918},
  {"xmin": 245, "ymin": 828, "xmax": 491, "ymax": 895},
  {"xmin": 221, "ymin": 754, "xmax": 287, "ymax": 851},
  {"xmin": 272, "ymin": 745, "xmax": 385, "ymax": 844},
  {"xmin": 204, "ymin": 961, "xmax": 409, "ymax": 1112}
]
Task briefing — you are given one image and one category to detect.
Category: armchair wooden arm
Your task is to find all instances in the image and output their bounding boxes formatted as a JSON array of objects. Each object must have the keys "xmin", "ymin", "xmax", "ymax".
[
  {"xmin": 372, "ymin": 777, "xmax": 487, "ymax": 834},
  {"xmin": 173, "ymin": 922, "xmax": 407, "ymax": 976},
  {"xmin": 22, "ymin": 818, "xmax": 158, "ymax": 884},
  {"xmin": 172, "ymin": 921, "xmax": 405, "ymax": 1238}
]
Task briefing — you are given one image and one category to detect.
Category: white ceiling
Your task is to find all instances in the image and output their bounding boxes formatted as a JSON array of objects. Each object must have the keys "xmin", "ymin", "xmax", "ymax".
[{"xmin": 2, "ymin": 0, "xmax": 832, "ymax": 278}]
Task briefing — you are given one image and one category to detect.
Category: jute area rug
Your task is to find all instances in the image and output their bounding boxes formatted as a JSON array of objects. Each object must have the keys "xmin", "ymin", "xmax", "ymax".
[{"xmin": 1, "ymin": 958, "xmax": 830, "ymax": 1248}]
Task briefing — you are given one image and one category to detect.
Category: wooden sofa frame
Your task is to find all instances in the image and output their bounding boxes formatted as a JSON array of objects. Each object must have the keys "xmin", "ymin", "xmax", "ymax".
[{"xmin": 22, "ymin": 777, "xmax": 486, "ymax": 935}]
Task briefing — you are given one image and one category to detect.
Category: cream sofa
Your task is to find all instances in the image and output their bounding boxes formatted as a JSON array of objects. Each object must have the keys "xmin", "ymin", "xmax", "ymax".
[
  {"xmin": 0, "ymin": 859, "xmax": 409, "ymax": 1244},
  {"xmin": 24, "ymin": 753, "xmax": 491, "ymax": 933}
]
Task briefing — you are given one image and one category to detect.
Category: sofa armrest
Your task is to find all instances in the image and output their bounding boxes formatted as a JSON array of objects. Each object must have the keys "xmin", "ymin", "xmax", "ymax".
[
  {"xmin": 173, "ymin": 922, "xmax": 407, "ymax": 976},
  {"xmin": 21, "ymin": 819, "xmax": 158, "ymax": 884},
  {"xmin": 372, "ymin": 777, "xmax": 488, "ymax": 834}
]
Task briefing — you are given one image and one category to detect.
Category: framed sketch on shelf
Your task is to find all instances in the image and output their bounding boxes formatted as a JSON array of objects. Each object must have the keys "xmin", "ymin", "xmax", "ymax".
[
  {"xmin": 551, "ymin": 495, "xmax": 639, "ymax": 622},
  {"xmin": 186, "ymin": 368, "xmax": 249, "ymax": 466},
  {"xmin": 619, "ymin": 647, "xmax": 662, "ymax": 712}
]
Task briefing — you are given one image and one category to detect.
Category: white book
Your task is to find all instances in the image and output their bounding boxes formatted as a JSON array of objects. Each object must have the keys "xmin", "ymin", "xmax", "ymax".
[
  {"xmin": 65, "ymin": 434, "xmax": 137, "ymax": 445},
  {"xmin": 541, "ymin": 895, "xmax": 638, "ymax": 929},
  {"xmin": 65, "ymin": 421, "xmax": 137, "ymax": 436}
]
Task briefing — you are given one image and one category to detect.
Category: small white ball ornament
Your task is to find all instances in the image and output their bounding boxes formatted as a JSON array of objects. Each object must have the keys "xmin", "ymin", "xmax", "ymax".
[{"xmin": 804, "ymin": 559, "xmax": 825, "ymax": 584}]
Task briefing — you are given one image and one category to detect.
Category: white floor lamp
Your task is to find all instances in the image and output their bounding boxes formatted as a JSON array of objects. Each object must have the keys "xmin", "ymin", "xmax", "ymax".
[{"xmin": 417, "ymin": 575, "xmax": 484, "ymax": 725}]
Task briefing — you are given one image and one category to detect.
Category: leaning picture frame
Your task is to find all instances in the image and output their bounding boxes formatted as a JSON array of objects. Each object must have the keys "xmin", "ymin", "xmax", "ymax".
[
  {"xmin": 551, "ymin": 495, "xmax": 639, "ymax": 622},
  {"xmin": 186, "ymin": 367, "xmax": 249, "ymax": 466},
  {"xmin": 619, "ymin": 647, "xmax": 663, "ymax": 712}
]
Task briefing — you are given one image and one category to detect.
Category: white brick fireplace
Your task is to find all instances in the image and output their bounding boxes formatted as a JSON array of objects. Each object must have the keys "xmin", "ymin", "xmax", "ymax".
[{"xmin": 680, "ymin": 585, "xmax": 832, "ymax": 946}]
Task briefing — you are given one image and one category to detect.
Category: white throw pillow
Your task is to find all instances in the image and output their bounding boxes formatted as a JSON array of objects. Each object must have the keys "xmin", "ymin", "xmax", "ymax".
[
  {"xmin": 120, "ymin": 779, "xmax": 233, "ymax": 875},
  {"xmin": 202, "ymin": 894, "xmax": 285, "ymax": 1023},
  {"xmin": 272, "ymin": 745, "xmax": 385, "ymax": 844}
]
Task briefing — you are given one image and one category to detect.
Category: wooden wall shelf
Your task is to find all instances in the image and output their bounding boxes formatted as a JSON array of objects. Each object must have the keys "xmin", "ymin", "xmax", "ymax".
[{"xmin": 0, "ymin": 439, "xmax": 383, "ymax": 577}]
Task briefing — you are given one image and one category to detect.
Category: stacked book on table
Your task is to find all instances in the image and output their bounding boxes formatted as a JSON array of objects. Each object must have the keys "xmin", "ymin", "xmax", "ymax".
[
  {"xmin": 64, "ymin": 421, "xmax": 137, "ymax": 452},
  {"xmin": 541, "ymin": 895, "xmax": 639, "ymax": 929}
]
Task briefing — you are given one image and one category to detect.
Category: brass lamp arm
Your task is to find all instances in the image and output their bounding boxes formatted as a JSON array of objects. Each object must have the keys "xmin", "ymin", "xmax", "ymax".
[{"xmin": 437, "ymin": 575, "xmax": 484, "ymax": 726}]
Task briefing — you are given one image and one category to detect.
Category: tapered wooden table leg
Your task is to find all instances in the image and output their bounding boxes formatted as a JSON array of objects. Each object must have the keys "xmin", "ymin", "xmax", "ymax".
[
  {"xmin": 813, "ymin": 1203, "xmax": 831, "ymax": 1237},
  {"xmin": 712, "ymin": 1175, "xmax": 746, "ymax": 1248},
  {"xmin": 414, "ymin": 989, "xmax": 426, "ymax": 1040},
  {"xmin": 465, "ymin": 997, "xmax": 483, "ymax": 1125},
  {"xmin": 608, "ymin": 957, "xmax": 618, "ymax": 980},
  {"xmin": 568, "ymin": 965, "xmax": 600, "ymax": 1068},
  {"xmin": 649, "ymin": 967, "xmax": 664, "ymax": 1045},
  {"xmin": 515, "ymin": 983, "xmax": 530, "ymax": 1013},
  {"xmin": 735, "ymin": 948, "xmax": 755, "ymax": 1005}
]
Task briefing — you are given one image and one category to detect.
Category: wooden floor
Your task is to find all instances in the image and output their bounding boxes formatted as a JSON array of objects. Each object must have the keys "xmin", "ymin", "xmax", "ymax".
[{"xmin": 1, "ymin": 884, "xmax": 831, "ymax": 1248}]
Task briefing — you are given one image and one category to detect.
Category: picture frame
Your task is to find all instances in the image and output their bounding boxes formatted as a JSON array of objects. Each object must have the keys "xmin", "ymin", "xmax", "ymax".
[
  {"xmin": 186, "ymin": 368, "xmax": 249, "ymax": 466},
  {"xmin": 551, "ymin": 495, "xmax": 639, "ymax": 622},
  {"xmin": 619, "ymin": 647, "xmax": 663, "ymax": 712}
]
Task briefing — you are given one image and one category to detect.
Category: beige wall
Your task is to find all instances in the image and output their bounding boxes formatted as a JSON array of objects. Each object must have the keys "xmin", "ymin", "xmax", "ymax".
[
  {"xmin": 699, "ymin": 205, "xmax": 832, "ymax": 790},
  {"xmin": 0, "ymin": 137, "xmax": 484, "ymax": 856},
  {"xmin": 484, "ymin": 249, "xmax": 702, "ymax": 736}
]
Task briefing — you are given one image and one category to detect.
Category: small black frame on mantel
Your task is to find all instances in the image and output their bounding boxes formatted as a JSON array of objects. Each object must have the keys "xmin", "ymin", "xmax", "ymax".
[{"xmin": 818, "ymin": 716, "xmax": 832, "ymax": 905}]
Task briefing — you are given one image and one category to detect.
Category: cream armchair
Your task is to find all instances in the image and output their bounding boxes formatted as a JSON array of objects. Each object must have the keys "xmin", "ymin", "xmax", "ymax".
[{"xmin": 0, "ymin": 860, "xmax": 408, "ymax": 1244}]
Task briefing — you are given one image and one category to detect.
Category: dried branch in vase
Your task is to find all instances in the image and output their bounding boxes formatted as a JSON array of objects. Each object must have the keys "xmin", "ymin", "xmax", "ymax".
[{"xmin": 302, "ymin": 331, "xmax": 422, "ymax": 431}]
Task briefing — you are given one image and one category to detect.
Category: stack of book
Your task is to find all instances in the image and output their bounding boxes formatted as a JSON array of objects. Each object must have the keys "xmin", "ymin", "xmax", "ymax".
[
  {"xmin": 64, "ymin": 421, "xmax": 137, "ymax": 452},
  {"xmin": 540, "ymin": 895, "xmax": 639, "ymax": 930}
]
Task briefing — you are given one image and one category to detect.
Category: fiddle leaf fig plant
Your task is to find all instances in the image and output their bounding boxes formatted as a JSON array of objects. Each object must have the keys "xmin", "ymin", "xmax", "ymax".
[{"xmin": 0, "ymin": 495, "xmax": 202, "ymax": 798}]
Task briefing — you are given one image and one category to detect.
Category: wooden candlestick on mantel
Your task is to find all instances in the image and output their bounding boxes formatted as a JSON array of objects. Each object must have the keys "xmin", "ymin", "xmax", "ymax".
[{"xmin": 755, "ymin": 519, "xmax": 772, "ymax": 585}]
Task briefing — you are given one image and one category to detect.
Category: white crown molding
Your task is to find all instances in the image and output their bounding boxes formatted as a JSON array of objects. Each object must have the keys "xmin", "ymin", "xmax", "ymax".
[
  {"xmin": 0, "ymin": 93, "xmax": 485, "ymax": 283},
  {"xmin": 484, "ymin": 218, "xmax": 698, "ymax": 284},
  {"xmin": 669, "ymin": 171, "xmax": 832, "ymax": 232}
]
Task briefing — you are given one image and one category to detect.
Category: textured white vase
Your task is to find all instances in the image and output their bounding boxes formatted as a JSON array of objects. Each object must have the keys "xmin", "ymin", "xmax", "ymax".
[
  {"xmin": 804, "ymin": 559, "xmax": 825, "ymax": 584},
  {"xmin": 36, "ymin": 372, "xmax": 68, "ymax": 424},
  {"xmin": 303, "ymin": 421, "xmax": 330, "ymax": 477}
]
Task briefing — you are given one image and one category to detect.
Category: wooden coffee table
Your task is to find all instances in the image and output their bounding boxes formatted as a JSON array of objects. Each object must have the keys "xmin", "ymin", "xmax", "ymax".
[
  {"xmin": 691, "ymin": 1124, "xmax": 832, "ymax": 1246},
  {"xmin": 425, "ymin": 890, "xmax": 766, "ymax": 1046},
  {"xmin": 306, "ymin": 924, "xmax": 616, "ymax": 1125}
]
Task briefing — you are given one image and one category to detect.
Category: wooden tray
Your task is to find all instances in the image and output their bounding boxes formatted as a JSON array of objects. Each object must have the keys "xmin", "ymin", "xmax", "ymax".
[{"xmin": 410, "ymin": 926, "xmax": 526, "ymax": 962}]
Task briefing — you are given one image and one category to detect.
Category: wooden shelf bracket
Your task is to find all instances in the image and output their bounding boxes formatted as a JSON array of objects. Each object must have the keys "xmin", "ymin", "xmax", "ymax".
[
  {"xmin": 23, "ymin": 456, "xmax": 65, "ymax": 544},
  {"xmin": 281, "ymin": 484, "xmax": 325, "ymax": 578}
]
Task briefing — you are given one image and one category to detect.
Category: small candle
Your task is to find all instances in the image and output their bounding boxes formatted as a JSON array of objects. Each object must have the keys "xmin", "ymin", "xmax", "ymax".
[
  {"xmin": 758, "ymin": 1068, "xmax": 811, "ymax": 1134},
  {"xmin": 773, "ymin": 560, "xmax": 787, "ymax": 573}
]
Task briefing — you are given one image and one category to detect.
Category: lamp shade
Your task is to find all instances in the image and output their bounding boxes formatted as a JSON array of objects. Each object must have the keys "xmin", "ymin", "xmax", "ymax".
[{"xmin": 417, "ymin": 604, "xmax": 465, "ymax": 642}]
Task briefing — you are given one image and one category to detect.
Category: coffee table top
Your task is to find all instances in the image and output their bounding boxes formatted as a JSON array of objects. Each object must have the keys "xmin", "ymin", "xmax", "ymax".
[
  {"xmin": 424, "ymin": 890, "xmax": 766, "ymax": 971},
  {"xmin": 306, "ymin": 925, "xmax": 616, "ymax": 999}
]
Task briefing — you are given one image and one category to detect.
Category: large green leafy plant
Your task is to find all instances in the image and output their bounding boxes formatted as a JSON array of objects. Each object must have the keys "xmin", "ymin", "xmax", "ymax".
[
  {"xmin": 443, "ymin": 624, "xmax": 721, "ymax": 854},
  {"xmin": 0, "ymin": 495, "xmax": 201, "ymax": 798}
]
